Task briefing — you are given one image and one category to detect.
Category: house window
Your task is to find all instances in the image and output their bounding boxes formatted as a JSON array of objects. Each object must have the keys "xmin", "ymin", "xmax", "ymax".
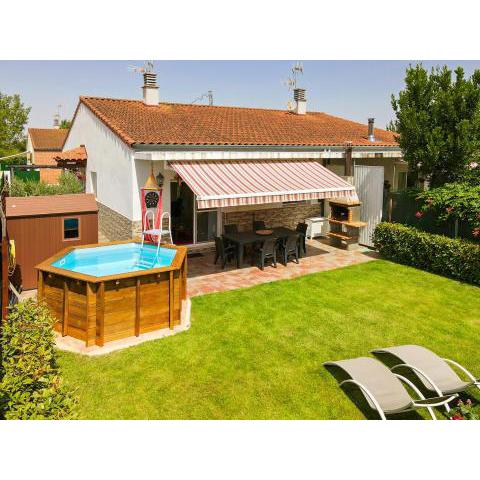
[{"xmin": 63, "ymin": 217, "xmax": 80, "ymax": 240}]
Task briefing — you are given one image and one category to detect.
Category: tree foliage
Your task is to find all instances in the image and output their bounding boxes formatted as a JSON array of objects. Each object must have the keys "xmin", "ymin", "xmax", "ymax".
[
  {"xmin": 391, "ymin": 64, "xmax": 480, "ymax": 187},
  {"xmin": 60, "ymin": 119, "xmax": 71, "ymax": 129},
  {"xmin": 0, "ymin": 91, "xmax": 30, "ymax": 158},
  {"xmin": 9, "ymin": 170, "xmax": 84, "ymax": 197}
]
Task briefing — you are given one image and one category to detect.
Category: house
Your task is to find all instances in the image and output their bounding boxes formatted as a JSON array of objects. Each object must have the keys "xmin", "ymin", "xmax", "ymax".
[
  {"xmin": 6, "ymin": 193, "xmax": 98, "ymax": 290},
  {"xmin": 62, "ymin": 72, "xmax": 407, "ymax": 246},
  {"xmin": 26, "ymin": 127, "xmax": 69, "ymax": 183}
]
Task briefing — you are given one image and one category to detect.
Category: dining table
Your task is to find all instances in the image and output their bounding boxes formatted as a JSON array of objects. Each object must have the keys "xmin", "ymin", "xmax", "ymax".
[{"xmin": 223, "ymin": 226, "xmax": 304, "ymax": 268}]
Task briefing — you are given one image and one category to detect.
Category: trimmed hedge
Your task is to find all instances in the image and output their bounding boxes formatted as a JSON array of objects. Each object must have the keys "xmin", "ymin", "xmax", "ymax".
[
  {"xmin": 0, "ymin": 300, "xmax": 77, "ymax": 419},
  {"xmin": 373, "ymin": 222, "xmax": 480, "ymax": 285}
]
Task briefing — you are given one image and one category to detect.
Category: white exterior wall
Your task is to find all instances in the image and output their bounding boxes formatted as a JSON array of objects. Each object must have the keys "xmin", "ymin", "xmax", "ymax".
[{"xmin": 64, "ymin": 104, "xmax": 135, "ymax": 220}]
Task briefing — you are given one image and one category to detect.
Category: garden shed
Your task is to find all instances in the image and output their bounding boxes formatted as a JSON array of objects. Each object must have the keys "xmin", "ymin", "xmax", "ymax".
[{"xmin": 6, "ymin": 193, "xmax": 98, "ymax": 290}]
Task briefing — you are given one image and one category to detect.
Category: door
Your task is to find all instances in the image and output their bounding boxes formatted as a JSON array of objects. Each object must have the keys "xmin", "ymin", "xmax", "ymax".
[
  {"xmin": 170, "ymin": 181, "xmax": 194, "ymax": 244},
  {"xmin": 354, "ymin": 165, "xmax": 384, "ymax": 247}
]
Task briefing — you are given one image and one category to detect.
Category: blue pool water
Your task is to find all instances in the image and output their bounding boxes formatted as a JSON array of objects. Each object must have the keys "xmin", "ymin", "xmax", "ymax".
[{"xmin": 52, "ymin": 243, "xmax": 176, "ymax": 277}]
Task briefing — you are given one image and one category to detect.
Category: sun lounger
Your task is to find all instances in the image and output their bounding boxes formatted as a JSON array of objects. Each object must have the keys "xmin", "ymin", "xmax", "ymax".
[
  {"xmin": 372, "ymin": 345, "xmax": 480, "ymax": 410},
  {"xmin": 324, "ymin": 357, "xmax": 457, "ymax": 420}
]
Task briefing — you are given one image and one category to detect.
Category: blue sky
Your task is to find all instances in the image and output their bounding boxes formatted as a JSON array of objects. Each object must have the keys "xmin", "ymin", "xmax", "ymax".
[{"xmin": 1, "ymin": 60, "xmax": 480, "ymax": 130}]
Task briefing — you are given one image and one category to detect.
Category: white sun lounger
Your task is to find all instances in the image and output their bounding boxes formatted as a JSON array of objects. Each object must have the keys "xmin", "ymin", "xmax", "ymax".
[
  {"xmin": 324, "ymin": 357, "xmax": 457, "ymax": 420},
  {"xmin": 372, "ymin": 345, "xmax": 480, "ymax": 410}
]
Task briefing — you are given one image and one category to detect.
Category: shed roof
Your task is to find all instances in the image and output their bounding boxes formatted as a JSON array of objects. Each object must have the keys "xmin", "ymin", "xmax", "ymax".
[
  {"xmin": 28, "ymin": 128, "xmax": 69, "ymax": 151},
  {"xmin": 6, "ymin": 193, "xmax": 98, "ymax": 218}
]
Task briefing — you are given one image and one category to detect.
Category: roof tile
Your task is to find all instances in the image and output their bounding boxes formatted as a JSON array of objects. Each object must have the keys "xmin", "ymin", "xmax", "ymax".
[{"xmin": 79, "ymin": 96, "xmax": 398, "ymax": 148}]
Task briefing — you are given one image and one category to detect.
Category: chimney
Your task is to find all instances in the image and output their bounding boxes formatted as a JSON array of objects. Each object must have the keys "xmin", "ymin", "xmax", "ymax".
[
  {"xmin": 53, "ymin": 113, "xmax": 60, "ymax": 129},
  {"xmin": 142, "ymin": 72, "xmax": 159, "ymax": 105},
  {"xmin": 293, "ymin": 88, "xmax": 307, "ymax": 115},
  {"xmin": 368, "ymin": 117, "xmax": 375, "ymax": 142}
]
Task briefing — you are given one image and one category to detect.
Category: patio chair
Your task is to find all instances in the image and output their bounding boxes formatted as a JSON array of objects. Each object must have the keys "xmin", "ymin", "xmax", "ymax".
[
  {"xmin": 295, "ymin": 222, "xmax": 308, "ymax": 254},
  {"xmin": 255, "ymin": 237, "xmax": 277, "ymax": 270},
  {"xmin": 214, "ymin": 236, "xmax": 236, "ymax": 269},
  {"xmin": 371, "ymin": 345, "xmax": 480, "ymax": 410},
  {"xmin": 224, "ymin": 224, "xmax": 238, "ymax": 234},
  {"xmin": 279, "ymin": 233, "xmax": 299, "ymax": 265},
  {"xmin": 253, "ymin": 220, "xmax": 266, "ymax": 231},
  {"xmin": 323, "ymin": 357, "xmax": 457, "ymax": 420}
]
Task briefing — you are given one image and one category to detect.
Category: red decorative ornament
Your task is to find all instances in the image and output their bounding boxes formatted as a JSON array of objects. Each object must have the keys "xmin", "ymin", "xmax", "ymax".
[{"xmin": 141, "ymin": 164, "xmax": 163, "ymax": 243}]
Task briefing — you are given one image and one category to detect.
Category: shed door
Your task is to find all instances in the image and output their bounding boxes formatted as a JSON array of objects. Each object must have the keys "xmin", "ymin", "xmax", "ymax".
[{"xmin": 354, "ymin": 165, "xmax": 384, "ymax": 247}]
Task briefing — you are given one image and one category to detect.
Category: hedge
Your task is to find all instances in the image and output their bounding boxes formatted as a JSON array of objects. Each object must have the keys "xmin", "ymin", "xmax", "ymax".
[
  {"xmin": 0, "ymin": 300, "xmax": 77, "ymax": 419},
  {"xmin": 373, "ymin": 222, "xmax": 480, "ymax": 285}
]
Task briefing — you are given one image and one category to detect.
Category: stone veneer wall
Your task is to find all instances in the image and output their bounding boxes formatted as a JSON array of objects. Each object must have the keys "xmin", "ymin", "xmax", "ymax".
[
  {"xmin": 224, "ymin": 202, "xmax": 324, "ymax": 232},
  {"xmin": 98, "ymin": 202, "xmax": 169, "ymax": 242},
  {"xmin": 98, "ymin": 202, "xmax": 136, "ymax": 241}
]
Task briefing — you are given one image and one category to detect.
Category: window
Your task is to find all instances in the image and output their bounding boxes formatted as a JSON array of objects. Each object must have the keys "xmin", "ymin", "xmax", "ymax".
[
  {"xmin": 63, "ymin": 217, "xmax": 80, "ymax": 240},
  {"xmin": 196, "ymin": 210, "xmax": 217, "ymax": 243}
]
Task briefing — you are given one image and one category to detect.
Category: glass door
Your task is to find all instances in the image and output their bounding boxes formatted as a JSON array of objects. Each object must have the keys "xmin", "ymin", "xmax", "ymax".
[{"xmin": 196, "ymin": 209, "xmax": 218, "ymax": 243}]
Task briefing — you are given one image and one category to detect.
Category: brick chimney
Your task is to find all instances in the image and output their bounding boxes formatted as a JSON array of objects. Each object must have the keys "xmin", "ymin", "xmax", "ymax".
[
  {"xmin": 293, "ymin": 88, "xmax": 307, "ymax": 115},
  {"xmin": 143, "ymin": 72, "xmax": 159, "ymax": 105}
]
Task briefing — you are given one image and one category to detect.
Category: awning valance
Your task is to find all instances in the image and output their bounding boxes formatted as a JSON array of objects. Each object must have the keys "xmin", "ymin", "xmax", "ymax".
[{"xmin": 168, "ymin": 159, "xmax": 358, "ymax": 209}]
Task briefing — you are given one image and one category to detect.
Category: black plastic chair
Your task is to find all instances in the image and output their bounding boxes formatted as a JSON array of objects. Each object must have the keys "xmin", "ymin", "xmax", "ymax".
[
  {"xmin": 224, "ymin": 224, "xmax": 238, "ymax": 234},
  {"xmin": 280, "ymin": 234, "xmax": 299, "ymax": 265},
  {"xmin": 253, "ymin": 220, "xmax": 266, "ymax": 231},
  {"xmin": 296, "ymin": 222, "xmax": 308, "ymax": 254},
  {"xmin": 255, "ymin": 237, "xmax": 277, "ymax": 270},
  {"xmin": 214, "ymin": 236, "xmax": 236, "ymax": 269}
]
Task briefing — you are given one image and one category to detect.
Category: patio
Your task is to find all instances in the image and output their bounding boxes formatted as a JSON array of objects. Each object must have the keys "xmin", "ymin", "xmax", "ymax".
[{"xmin": 187, "ymin": 238, "xmax": 377, "ymax": 297}]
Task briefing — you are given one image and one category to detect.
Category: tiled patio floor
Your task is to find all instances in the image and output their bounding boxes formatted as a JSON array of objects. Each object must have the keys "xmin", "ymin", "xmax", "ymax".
[{"xmin": 187, "ymin": 238, "xmax": 378, "ymax": 297}]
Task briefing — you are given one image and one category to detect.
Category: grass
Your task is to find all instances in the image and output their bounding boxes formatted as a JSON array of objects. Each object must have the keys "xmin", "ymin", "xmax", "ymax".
[{"xmin": 58, "ymin": 260, "xmax": 480, "ymax": 419}]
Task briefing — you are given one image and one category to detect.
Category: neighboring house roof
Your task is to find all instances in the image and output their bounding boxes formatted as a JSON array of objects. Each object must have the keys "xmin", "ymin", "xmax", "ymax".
[
  {"xmin": 28, "ymin": 128, "xmax": 69, "ymax": 151},
  {"xmin": 54, "ymin": 145, "xmax": 88, "ymax": 163},
  {"xmin": 78, "ymin": 96, "xmax": 399, "ymax": 148},
  {"xmin": 6, "ymin": 193, "xmax": 98, "ymax": 218}
]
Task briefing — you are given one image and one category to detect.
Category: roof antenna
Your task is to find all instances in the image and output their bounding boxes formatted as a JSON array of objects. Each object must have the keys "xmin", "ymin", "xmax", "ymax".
[
  {"xmin": 192, "ymin": 90, "xmax": 214, "ymax": 106},
  {"xmin": 282, "ymin": 62, "xmax": 304, "ymax": 111},
  {"xmin": 128, "ymin": 60, "xmax": 155, "ymax": 75}
]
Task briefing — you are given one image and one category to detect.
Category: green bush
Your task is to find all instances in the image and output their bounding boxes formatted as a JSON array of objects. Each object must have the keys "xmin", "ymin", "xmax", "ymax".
[
  {"xmin": 373, "ymin": 222, "xmax": 480, "ymax": 285},
  {"xmin": 9, "ymin": 170, "xmax": 83, "ymax": 197},
  {"xmin": 0, "ymin": 300, "xmax": 77, "ymax": 419}
]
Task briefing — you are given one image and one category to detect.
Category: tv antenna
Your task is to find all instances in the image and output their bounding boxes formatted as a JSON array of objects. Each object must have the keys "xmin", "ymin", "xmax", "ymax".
[
  {"xmin": 282, "ymin": 61, "xmax": 304, "ymax": 91},
  {"xmin": 192, "ymin": 90, "xmax": 214, "ymax": 106},
  {"xmin": 128, "ymin": 60, "xmax": 155, "ymax": 75}
]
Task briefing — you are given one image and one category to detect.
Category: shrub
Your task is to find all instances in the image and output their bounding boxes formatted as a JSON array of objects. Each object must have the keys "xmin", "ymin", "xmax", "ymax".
[
  {"xmin": 372, "ymin": 222, "xmax": 480, "ymax": 285},
  {"xmin": 0, "ymin": 300, "xmax": 77, "ymax": 419},
  {"xmin": 9, "ymin": 170, "xmax": 83, "ymax": 197}
]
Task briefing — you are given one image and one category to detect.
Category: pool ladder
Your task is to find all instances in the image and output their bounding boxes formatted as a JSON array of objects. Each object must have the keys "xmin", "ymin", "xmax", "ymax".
[{"xmin": 138, "ymin": 211, "xmax": 173, "ymax": 268}]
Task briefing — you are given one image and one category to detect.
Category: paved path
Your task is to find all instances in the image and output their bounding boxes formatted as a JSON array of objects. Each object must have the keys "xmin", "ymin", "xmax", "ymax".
[{"xmin": 187, "ymin": 238, "xmax": 378, "ymax": 297}]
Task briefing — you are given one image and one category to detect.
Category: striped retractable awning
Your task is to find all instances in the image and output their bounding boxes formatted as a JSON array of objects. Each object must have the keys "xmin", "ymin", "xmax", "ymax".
[{"xmin": 168, "ymin": 159, "xmax": 358, "ymax": 209}]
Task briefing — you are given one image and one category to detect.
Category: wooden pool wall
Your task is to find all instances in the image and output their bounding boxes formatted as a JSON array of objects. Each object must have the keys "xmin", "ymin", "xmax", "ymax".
[{"xmin": 36, "ymin": 241, "xmax": 187, "ymax": 347}]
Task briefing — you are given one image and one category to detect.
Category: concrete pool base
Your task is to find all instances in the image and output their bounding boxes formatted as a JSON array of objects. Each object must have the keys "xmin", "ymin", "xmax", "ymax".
[{"xmin": 55, "ymin": 298, "xmax": 191, "ymax": 356}]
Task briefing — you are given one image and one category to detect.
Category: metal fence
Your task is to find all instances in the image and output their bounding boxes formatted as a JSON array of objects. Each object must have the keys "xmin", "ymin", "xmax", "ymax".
[{"xmin": 388, "ymin": 190, "xmax": 478, "ymax": 242}]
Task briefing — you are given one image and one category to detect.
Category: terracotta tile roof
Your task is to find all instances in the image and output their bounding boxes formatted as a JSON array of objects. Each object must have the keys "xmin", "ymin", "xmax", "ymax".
[
  {"xmin": 54, "ymin": 145, "xmax": 88, "ymax": 163},
  {"xmin": 28, "ymin": 128, "xmax": 69, "ymax": 151},
  {"xmin": 78, "ymin": 96, "xmax": 399, "ymax": 148},
  {"xmin": 6, "ymin": 193, "xmax": 98, "ymax": 218}
]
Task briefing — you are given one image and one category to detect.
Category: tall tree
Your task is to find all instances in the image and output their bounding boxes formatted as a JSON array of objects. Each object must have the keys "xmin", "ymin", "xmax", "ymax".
[
  {"xmin": 0, "ymin": 92, "xmax": 30, "ymax": 158},
  {"xmin": 391, "ymin": 64, "xmax": 480, "ymax": 187}
]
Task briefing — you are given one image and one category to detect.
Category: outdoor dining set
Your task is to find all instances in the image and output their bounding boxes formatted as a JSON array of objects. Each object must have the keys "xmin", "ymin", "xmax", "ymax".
[{"xmin": 214, "ymin": 221, "xmax": 308, "ymax": 270}]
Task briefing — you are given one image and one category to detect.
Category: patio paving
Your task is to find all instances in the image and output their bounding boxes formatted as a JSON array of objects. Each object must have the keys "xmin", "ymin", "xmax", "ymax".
[{"xmin": 187, "ymin": 238, "xmax": 378, "ymax": 297}]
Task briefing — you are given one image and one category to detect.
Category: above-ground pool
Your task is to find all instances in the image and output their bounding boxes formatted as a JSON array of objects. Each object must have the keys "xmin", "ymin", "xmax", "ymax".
[
  {"xmin": 52, "ymin": 242, "xmax": 177, "ymax": 277},
  {"xmin": 36, "ymin": 241, "xmax": 187, "ymax": 347}
]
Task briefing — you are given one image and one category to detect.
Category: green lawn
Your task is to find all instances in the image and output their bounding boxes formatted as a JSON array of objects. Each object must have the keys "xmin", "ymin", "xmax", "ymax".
[{"xmin": 58, "ymin": 260, "xmax": 480, "ymax": 419}]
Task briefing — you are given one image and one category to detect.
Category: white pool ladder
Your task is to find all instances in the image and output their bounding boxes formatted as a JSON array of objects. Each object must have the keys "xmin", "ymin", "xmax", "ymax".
[{"xmin": 139, "ymin": 211, "xmax": 173, "ymax": 267}]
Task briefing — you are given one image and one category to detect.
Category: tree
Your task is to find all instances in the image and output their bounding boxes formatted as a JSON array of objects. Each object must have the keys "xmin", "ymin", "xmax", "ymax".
[
  {"xmin": 60, "ymin": 119, "xmax": 71, "ymax": 129},
  {"xmin": 0, "ymin": 91, "xmax": 30, "ymax": 158},
  {"xmin": 391, "ymin": 64, "xmax": 480, "ymax": 188}
]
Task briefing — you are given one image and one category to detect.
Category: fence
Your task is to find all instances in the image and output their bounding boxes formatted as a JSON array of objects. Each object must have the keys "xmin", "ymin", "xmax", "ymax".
[{"xmin": 388, "ymin": 190, "xmax": 477, "ymax": 242}]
